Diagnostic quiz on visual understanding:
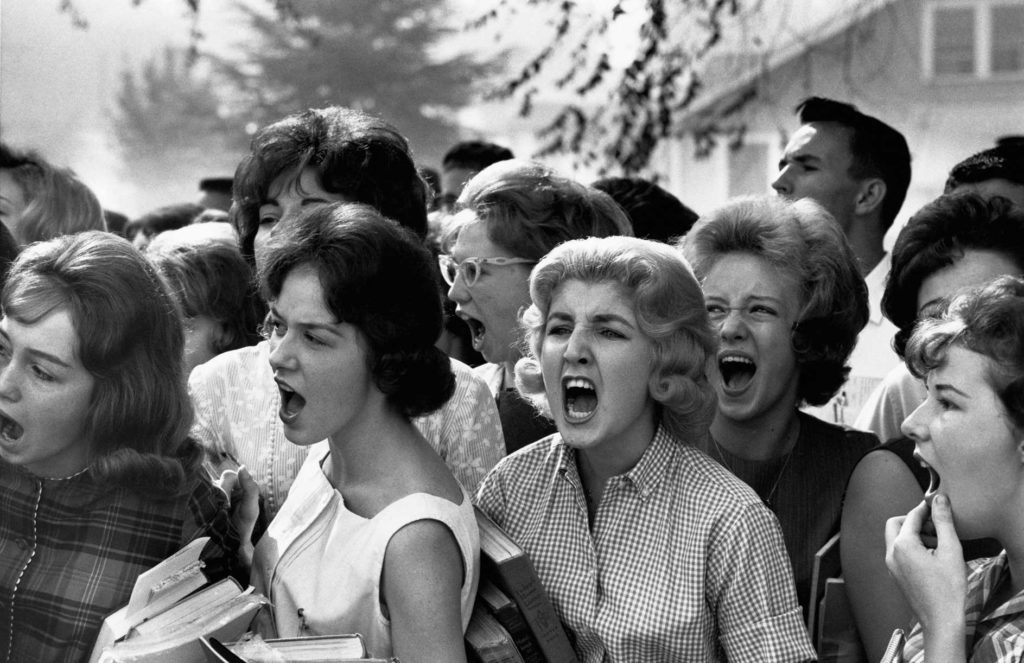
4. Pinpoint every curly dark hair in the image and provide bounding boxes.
[232,107,428,265]
[591,176,698,243]
[259,202,454,418]
[906,275,1024,431]
[682,195,868,406]
[883,192,1024,357]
